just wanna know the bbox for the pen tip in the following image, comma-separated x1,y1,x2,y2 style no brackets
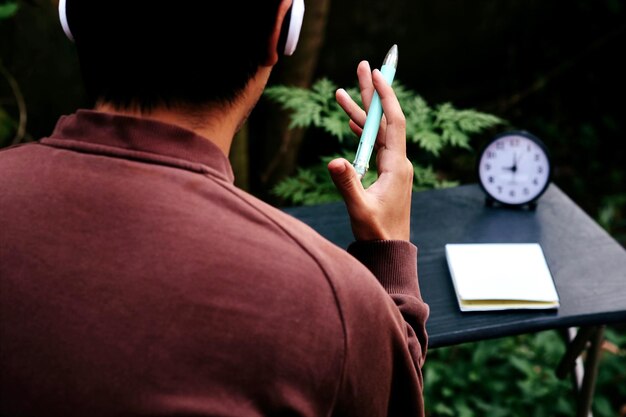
384,44,398,67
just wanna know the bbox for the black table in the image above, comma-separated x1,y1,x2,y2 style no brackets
283,183,626,416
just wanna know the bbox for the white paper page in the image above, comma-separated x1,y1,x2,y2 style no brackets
445,243,559,302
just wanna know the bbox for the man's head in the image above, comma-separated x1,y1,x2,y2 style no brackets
59,0,303,111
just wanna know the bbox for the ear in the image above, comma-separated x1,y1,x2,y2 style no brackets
264,0,294,66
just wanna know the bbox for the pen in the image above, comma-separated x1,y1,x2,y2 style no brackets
353,44,398,179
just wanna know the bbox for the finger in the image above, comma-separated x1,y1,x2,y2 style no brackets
338,88,388,141
374,114,388,148
372,69,406,154
336,88,367,129
349,120,363,137
327,158,365,205
357,61,375,112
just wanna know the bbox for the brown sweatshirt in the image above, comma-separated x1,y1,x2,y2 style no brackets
0,110,429,417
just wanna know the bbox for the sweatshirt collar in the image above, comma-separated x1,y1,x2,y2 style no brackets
42,109,235,183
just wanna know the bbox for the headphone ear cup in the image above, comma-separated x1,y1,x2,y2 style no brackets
278,0,305,56
58,0,75,41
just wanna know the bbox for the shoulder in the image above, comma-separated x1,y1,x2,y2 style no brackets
0,141,46,159
0,142,52,188
222,186,368,275
223,185,399,320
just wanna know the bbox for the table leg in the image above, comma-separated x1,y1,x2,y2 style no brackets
556,325,605,417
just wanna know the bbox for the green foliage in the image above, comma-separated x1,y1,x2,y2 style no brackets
423,327,626,417
413,164,460,191
271,151,455,205
264,79,354,142
598,193,626,245
0,1,19,147
0,1,18,20
594,327,626,415
271,153,378,205
265,78,503,205
0,107,15,146
272,164,342,206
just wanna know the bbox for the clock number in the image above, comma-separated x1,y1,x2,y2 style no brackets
533,178,539,186
485,163,491,170
538,166,544,174
497,186,503,194
527,144,532,152
523,188,530,195
486,151,496,159
535,153,541,162
509,190,516,197
488,176,494,183
496,142,505,150
510,138,520,147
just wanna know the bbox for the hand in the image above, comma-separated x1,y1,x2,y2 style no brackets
327,61,413,241
503,153,521,172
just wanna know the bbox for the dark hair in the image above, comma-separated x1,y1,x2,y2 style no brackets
67,1,282,110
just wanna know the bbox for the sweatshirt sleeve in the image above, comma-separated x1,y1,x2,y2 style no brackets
345,240,430,415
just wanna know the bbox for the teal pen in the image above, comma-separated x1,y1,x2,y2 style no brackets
353,44,398,179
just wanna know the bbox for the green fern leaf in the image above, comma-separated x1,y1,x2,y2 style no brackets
434,103,456,127
0,2,18,20
312,78,338,100
321,114,352,142
272,166,341,206
412,130,444,155
287,101,324,129
456,110,504,133
441,123,471,149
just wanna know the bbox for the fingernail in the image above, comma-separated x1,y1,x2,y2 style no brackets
335,162,346,174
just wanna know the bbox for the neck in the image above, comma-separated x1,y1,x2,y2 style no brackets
94,68,272,156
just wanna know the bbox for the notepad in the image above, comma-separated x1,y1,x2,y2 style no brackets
445,243,560,312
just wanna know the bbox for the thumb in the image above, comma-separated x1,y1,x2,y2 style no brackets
328,158,364,205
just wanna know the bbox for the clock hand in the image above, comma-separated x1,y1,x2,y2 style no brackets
511,153,522,173
508,152,519,184
502,154,516,172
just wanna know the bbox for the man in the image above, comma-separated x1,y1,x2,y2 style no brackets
0,1,429,416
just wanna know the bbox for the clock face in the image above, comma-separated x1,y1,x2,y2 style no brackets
478,132,551,206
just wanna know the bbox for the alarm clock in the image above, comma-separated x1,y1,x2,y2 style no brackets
477,130,552,208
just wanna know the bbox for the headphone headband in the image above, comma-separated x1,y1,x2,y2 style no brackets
58,1,305,56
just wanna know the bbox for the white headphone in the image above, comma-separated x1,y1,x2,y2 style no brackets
58,0,73,42
283,0,305,56
58,0,305,56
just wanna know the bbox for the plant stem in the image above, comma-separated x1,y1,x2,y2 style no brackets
0,60,27,144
